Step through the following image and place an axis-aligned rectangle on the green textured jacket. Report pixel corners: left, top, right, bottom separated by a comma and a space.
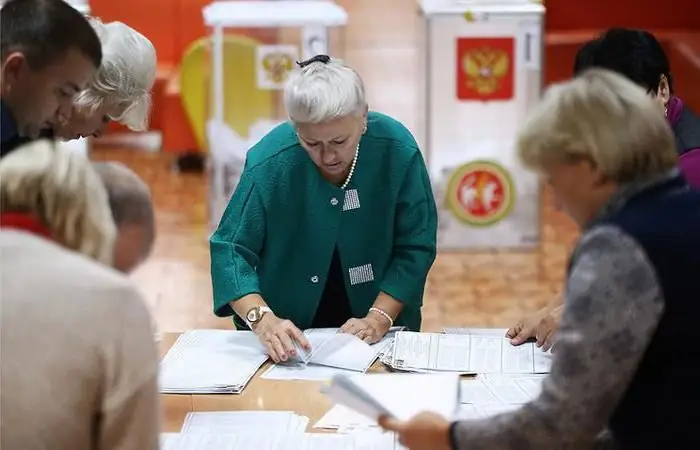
209, 111, 437, 331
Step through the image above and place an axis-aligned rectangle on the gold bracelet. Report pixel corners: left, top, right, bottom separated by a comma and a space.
368, 307, 394, 327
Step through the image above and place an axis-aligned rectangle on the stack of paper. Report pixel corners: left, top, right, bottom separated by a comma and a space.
180, 411, 309, 434
323, 372, 460, 427
261, 327, 401, 381
457, 373, 547, 420
159, 330, 268, 394
386, 331, 552, 374
161, 431, 403, 450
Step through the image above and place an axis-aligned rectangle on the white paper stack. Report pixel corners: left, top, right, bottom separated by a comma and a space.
159, 330, 269, 394
160, 430, 403, 450
261, 327, 401, 381
386, 331, 552, 374
456, 373, 547, 420
322, 372, 460, 429
180, 411, 309, 434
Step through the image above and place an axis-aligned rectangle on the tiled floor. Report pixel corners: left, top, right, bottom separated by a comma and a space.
90, 0, 581, 334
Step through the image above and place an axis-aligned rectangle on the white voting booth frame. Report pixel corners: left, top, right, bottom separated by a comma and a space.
202, 1, 348, 230
420, 0, 545, 250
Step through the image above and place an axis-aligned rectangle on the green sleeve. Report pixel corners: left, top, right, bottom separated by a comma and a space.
209, 169, 265, 317
380, 151, 438, 306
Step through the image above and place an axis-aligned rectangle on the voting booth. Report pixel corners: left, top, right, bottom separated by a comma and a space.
202, 1, 348, 231
420, 0, 545, 250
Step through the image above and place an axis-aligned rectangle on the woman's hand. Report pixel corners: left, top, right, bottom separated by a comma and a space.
339, 314, 391, 344
378, 412, 452, 450
252, 314, 310, 363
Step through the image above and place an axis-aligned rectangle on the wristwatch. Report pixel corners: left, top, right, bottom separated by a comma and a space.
245, 306, 272, 328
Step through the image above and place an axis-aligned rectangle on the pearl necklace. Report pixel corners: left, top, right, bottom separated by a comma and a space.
340, 144, 359, 190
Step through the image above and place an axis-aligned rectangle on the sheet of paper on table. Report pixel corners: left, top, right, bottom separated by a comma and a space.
159, 330, 268, 394
461, 374, 547, 404
160, 431, 404, 450
442, 327, 509, 336
389, 331, 552, 374
323, 372, 460, 425
261, 327, 401, 381
180, 411, 309, 434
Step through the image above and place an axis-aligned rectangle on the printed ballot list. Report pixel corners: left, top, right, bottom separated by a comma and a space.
390, 332, 552, 374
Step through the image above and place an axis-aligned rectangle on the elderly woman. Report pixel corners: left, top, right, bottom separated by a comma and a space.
380, 69, 700, 449
0, 141, 159, 449
507, 27, 700, 349
1, 16, 156, 155
53, 17, 156, 139
210, 55, 437, 362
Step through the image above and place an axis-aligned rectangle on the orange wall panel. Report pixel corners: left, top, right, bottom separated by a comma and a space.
90, 1, 180, 64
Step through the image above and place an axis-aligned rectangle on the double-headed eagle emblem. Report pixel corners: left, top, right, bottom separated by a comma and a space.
462, 47, 510, 95
262, 52, 294, 84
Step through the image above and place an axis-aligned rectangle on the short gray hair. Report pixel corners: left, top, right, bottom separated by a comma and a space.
72, 17, 157, 131
283, 57, 366, 124
91, 161, 155, 245
517, 68, 677, 183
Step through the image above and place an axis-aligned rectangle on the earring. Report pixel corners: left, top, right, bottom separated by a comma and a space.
664, 102, 668, 117
362, 124, 367, 134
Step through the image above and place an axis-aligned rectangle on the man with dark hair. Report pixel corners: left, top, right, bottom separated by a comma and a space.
92, 161, 156, 274
507, 27, 700, 350
0, 0, 102, 157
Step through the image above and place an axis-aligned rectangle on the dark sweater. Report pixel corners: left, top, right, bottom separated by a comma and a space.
602, 174, 700, 449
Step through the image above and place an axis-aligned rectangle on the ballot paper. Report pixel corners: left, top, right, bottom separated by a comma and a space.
442, 327, 510, 336
323, 372, 460, 426
461, 374, 546, 405
160, 431, 404, 450
261, 327, 400, 381
390, 332, 552, 374
159, 330, 268, 394
180, 411, 309, 434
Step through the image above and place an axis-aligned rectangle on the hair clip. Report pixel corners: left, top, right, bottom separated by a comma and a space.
296, 54, 331, 68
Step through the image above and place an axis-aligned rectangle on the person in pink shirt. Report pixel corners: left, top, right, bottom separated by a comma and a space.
573, 28, 700, 188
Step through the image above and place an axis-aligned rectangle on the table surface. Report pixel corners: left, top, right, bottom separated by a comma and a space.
159, 332, 388, 432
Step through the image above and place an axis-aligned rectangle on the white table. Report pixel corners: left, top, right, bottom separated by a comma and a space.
419, 0, 545, 250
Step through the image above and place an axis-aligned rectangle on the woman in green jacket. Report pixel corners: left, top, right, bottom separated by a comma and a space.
210, 55, 438, 363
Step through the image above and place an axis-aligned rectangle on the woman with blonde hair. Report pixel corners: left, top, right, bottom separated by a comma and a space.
0, 140, 159, 450
0, 139, 115, 262
379, 69, 700, 449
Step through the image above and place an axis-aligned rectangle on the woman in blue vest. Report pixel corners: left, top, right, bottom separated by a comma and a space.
380, 69, 700, 449
210, 55, 438, 362
507, 27, 700, 349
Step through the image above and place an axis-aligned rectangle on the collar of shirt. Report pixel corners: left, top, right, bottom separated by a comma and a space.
589, 168, 685, 228
1, 99, 19, 144
0, 212, 53, 241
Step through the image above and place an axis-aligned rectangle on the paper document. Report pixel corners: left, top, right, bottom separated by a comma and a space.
159, 330, 268, 394
456, 374, 547, 419
261, 327, 400, 381
180, 411, 309, 434
160, 431, 403, 450
391, 332, 552, 374
443, 327, 509, 336
324, 372, 460, 424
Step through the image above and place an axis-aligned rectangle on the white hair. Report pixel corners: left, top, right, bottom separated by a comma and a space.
0, 140, 116, 265
72, 17, 157, 131
283, 57, 366, 124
